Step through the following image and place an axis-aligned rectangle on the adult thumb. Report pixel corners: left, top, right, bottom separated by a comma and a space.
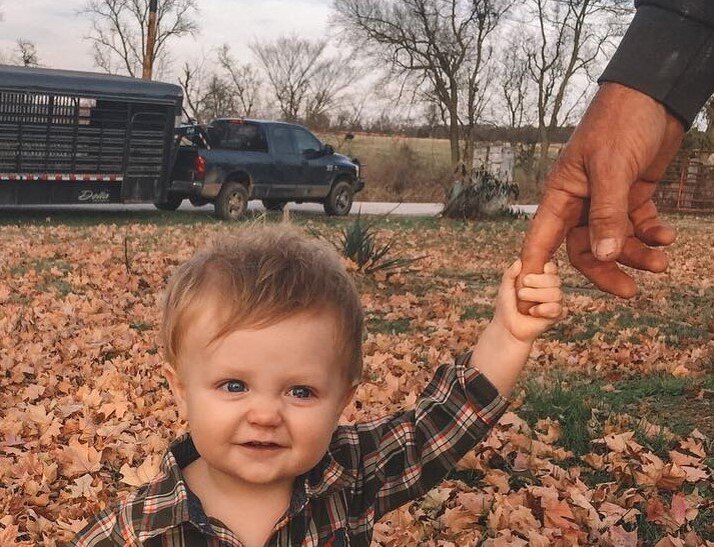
588, 160, 631, 261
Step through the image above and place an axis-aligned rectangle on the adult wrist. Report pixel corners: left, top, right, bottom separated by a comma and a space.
598, 4, 714, 130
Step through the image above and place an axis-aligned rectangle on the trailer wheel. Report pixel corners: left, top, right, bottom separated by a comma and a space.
323, 180, 354, 216
262, 199, 286, 211
154, 195, 183, 211
215, 182, 248, 220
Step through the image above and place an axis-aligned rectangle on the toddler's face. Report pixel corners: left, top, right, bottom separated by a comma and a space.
164, 309, 355, 491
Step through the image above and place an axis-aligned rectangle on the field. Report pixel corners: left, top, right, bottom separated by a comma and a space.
319, 132, 559, 204
0, 209, 712, 545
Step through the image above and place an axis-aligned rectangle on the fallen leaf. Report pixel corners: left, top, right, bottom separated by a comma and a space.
56, 437, 102, 478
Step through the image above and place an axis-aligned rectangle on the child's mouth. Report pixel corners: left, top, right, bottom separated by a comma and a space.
241, 441, 283, 450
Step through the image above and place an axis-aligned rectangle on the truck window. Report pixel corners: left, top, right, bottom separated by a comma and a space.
271, 126, 297, 155
291, 127, 322, 155
219, 123, 268, 152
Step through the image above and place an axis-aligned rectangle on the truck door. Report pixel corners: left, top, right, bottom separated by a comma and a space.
268, 125, 300, 198
289, 126, 331, 198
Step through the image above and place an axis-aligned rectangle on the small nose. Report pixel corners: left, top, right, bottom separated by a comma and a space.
245, 396, 283, 427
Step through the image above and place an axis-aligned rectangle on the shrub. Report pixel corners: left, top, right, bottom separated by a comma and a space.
326, 214, 423, 275
442, 165, 520, 219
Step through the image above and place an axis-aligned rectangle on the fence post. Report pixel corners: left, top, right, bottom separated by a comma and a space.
677, 154, 690, 211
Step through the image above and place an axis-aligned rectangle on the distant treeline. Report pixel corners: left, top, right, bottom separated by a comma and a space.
355, 124, 577, 144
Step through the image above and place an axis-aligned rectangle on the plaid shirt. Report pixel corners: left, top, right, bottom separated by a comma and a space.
71, 352, 509, 547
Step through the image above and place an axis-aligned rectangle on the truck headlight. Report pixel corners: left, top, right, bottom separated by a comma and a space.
352, 158, 360, 178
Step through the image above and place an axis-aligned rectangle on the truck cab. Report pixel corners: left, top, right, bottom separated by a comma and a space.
168, 118, 364, 220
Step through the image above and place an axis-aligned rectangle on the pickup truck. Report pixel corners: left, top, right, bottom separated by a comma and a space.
165, 118, 364, 220
0, 65, 363, 220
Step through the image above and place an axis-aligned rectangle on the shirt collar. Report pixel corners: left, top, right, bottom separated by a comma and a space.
134, 431, 357, 541
304, 447, 358, 498
135, 432, 212, 541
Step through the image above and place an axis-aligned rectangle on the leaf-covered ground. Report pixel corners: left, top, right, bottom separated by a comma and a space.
0, 210, 712, 546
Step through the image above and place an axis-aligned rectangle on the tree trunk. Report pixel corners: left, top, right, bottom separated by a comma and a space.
448, 103, 461, 168
535, 126, 551, 187
462, 126, 475, 177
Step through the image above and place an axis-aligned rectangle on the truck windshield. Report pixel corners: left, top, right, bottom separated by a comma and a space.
210, 122, 268, 152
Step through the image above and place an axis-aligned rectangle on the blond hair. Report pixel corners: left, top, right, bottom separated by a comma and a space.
160, 225, 363, 385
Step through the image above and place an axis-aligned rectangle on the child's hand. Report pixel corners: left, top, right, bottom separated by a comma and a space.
493, 259, 566, 343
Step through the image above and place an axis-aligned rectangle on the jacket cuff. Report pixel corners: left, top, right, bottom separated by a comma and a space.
598, 4, 714, 130
455, 352, 510, 427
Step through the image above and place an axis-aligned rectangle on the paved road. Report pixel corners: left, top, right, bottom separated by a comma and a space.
0, 201, 538, 217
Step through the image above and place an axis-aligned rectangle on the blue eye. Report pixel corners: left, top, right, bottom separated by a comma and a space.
223, 380, 247, 393
289, 386, 313, 399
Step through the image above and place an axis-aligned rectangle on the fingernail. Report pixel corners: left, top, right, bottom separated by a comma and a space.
595, 238, 618, 259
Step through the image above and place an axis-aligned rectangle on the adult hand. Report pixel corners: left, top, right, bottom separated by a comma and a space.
518, 82, 685, 312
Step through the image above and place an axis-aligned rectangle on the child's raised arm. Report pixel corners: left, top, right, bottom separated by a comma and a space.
470, 259, 566, 397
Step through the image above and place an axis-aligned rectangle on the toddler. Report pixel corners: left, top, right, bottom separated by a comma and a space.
71, 224, 564, 547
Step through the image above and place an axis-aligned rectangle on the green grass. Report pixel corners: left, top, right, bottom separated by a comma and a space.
546, 305, 710, 346
580, 468, 615, 488
625, 511, 664, 544
460, 304, 492, 321
0, 208, 224, 227
519, 375, 601, 456
367, 317, 411, 335
9, 257, 72, 276
130, 321, 153, 332
518, 371, 714, 456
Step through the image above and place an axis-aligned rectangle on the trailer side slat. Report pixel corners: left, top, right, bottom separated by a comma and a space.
0, 66, 182, 205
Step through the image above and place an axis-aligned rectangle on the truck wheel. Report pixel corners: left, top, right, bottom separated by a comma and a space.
154, 195, 183, 211
324, 180, 354, 216
215, 182, 249, 220
189, 197, 209, 207
262, 199, 286, 212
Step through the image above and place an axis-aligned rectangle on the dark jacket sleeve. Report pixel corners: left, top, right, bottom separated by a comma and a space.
598, 1, 714, 129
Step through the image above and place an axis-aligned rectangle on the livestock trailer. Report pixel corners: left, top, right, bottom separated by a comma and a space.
0, 64, 183, 206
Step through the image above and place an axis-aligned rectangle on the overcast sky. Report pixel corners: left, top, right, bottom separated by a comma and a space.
0, 0, 334, 75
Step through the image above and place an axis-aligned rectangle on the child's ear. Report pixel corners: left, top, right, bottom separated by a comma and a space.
339, 384, 359, 413
163, 363, 188, 421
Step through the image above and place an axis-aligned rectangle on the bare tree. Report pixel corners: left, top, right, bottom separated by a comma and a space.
523, 0, 632, 184
251, 35, 326, 122
178, 59, 246, 124
15, 39, 40, 67
333, 0, 513, 168
81, 0, 199, 77
200, 75, 239, 122
499, 33, 532, 129
179, 47, 265, 124
251, 35, 357, 124
218, 45, 263, 117
178, 59, 208, 122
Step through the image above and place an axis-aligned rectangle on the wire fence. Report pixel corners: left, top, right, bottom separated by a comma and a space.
654, 150, 714, 213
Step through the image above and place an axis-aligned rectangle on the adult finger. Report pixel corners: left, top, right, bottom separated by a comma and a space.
628, 186, 676, 247
587, 152, 632, 261
518, 187, 582, 313
616, 236, 668, 273
567, 226, 637, 298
